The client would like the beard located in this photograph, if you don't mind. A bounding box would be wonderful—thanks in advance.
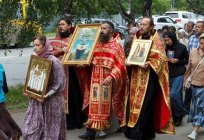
[99,32,111,43]
[59,29,71,38]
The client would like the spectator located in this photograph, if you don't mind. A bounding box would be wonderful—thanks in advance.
[0,64,22,140]
[124,27,139,57]
[187,21,204,52]
[163,31,189,126]
[185,21,195,39]
[169,26,177,33]
[178,29,189,47]
[123,21,139,48]
[184,21,204,111]
[162,25,170,35]
[184,33,204,140]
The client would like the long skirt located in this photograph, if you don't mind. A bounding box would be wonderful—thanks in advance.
[188,86,204,127]
[22,93,66,140]
[0,103,22,140]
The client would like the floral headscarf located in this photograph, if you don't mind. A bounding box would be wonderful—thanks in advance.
[37,37,53,58]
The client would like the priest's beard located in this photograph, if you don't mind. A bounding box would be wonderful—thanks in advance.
[59,30,71,38]
[99,32,112,43]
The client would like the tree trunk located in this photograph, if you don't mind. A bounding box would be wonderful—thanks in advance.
[143,0,152,17]
[63,0,73,17]
[114,0,135,22]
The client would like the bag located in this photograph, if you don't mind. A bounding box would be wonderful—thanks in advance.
[184,56,204,89]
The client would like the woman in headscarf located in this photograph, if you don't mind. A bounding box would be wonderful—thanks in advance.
[0,64,22,140]
[124,27,139,58]
[184,33,204,140]
[22,35,66,140]
[178,29,189,47]
[163,31,189,126]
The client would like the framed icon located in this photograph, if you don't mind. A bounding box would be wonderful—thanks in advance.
[127,39,152,65]
[62,24,101,65]
[24,55,52,102]
[167,51,175,59]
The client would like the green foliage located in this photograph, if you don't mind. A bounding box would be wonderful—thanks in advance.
[5,84,28,110]
[186,0,204,15]
[174,0,187,11]
[72,0,119,18]
[1,0,203,50]
[0,0,19,45]
[152,0,170,15]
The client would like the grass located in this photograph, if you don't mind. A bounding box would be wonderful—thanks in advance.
[5,84,28,110]
[44,32,56,38]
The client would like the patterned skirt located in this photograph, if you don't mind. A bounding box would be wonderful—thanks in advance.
[0,103,22,140]
[22,93,66,140]
[188,86,204,127]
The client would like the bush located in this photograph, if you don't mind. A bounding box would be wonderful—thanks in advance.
[5,84,28,110]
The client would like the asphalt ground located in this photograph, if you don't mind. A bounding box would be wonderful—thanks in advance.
[11,109,204,140]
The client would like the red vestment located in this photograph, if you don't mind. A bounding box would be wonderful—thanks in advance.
[128,32,175,134]
[77,37,128,130]
[50,36,71,113]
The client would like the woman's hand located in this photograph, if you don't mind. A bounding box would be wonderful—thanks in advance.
[169,58,179,63]
[43,94,49,99]
[23,92,28,96]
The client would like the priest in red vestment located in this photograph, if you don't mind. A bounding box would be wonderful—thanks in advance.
[124,17,175,140]
[78,21,128,140]
[50,17,87,130]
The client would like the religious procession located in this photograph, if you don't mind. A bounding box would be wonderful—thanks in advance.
[0,0,204,140]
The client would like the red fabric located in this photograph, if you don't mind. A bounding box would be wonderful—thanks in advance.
[113,32,119,38]
[70,27,75,34]
[77,38,128,127]
[154,89,171,133]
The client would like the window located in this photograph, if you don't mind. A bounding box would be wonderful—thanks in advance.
[182,13,191,19]
[182,14,188,18]
[165,17,174,23]
[157,18,167,23]
[190,13,196,19]
[165,13,178,18]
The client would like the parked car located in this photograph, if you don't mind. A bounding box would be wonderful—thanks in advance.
[165,11,197,28]
[196,14,204,21]
[136,15,183,31]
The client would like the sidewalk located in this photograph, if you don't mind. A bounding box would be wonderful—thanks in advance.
[11,110,204,140]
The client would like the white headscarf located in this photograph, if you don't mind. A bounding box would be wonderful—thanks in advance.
[129,27,139,34]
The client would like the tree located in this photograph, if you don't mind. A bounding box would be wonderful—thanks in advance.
[143,0,152,17]
[1,0,179,50]
[186,0,204,15]
[152,0,170,15]
[63,0,73,16]
[114,0,135,22]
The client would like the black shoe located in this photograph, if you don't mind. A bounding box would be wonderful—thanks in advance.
[174,117,183,126]
[116,127,125,133]
[78,129,96,140]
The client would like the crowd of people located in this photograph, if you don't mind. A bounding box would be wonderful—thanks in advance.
[0,16,204,140]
